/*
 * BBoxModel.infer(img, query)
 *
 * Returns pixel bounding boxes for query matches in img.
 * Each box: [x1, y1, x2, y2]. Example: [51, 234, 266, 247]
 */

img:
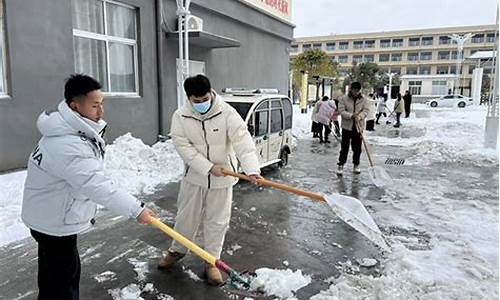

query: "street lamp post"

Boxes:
[448, 33, 473, 95]
[386, 72, 397, 101]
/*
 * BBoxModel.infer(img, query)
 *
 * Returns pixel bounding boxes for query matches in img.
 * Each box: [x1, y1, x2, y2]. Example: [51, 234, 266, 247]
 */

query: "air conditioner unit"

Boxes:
[179, 15, 203, 32]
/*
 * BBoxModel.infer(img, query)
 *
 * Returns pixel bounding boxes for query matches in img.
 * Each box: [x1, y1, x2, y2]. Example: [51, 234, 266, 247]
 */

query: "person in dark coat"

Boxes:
[403, 90, 412, 118]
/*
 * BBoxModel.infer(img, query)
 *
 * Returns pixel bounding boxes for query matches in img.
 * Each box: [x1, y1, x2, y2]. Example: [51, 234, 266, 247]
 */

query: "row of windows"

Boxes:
[291, 32, 497, 52]
[339, 65, 489, 77]
[328, 51, 467, 63]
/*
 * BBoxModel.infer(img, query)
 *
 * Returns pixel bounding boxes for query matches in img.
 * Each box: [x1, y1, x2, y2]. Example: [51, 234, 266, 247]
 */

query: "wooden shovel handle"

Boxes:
[222, 169, 325, 202]
[355, 121, 375, 167]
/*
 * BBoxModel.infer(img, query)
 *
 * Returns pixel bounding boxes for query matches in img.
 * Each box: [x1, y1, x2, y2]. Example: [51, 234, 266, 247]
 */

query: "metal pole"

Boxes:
[176, 1, 184, 109]
[484, 5, 499, 148]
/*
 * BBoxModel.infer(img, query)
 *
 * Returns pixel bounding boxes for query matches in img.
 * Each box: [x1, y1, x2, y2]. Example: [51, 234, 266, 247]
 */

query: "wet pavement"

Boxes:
[0, 122, 497, 299]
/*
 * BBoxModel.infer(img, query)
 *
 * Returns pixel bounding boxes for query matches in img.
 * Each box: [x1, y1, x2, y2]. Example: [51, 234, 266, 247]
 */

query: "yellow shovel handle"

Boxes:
[149, 217, 216, 266]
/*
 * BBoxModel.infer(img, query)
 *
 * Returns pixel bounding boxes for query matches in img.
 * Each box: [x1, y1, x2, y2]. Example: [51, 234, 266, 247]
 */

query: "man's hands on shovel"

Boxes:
[211, 165, 263, 184]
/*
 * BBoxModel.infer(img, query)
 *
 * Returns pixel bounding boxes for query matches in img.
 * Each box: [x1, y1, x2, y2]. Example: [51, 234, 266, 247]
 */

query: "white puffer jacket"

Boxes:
[170, 92, 260, 189]
[22, 101, 144, 236]
[315, 100, 336, 125]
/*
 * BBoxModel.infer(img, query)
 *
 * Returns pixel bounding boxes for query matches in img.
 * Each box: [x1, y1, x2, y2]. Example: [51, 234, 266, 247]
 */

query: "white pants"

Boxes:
[169, 180, 232, 259]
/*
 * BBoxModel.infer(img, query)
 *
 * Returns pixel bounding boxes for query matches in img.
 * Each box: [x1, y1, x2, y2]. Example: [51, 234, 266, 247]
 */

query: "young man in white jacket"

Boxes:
[158, 75, 262, 285]
[21, 74, 156, 300]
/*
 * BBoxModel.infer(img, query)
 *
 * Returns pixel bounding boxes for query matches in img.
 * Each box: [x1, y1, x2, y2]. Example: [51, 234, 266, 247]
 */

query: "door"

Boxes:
[176, 59, 206, 107]
[442, 95, 454, 107]
[253, 101, 270, 165]
[269, 100, 284, 161]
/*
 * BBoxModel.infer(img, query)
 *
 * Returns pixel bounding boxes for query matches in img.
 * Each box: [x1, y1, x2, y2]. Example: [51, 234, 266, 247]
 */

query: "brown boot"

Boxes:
[205, 263, 224, 286]
[157, 251, 185, 270]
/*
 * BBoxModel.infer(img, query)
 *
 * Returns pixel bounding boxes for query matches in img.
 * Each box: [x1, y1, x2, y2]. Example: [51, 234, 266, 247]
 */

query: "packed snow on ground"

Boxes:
[0, 133, 183, 247]
[250, 268, 311, 299]
[368, 104, 498, 167]
[108, 283, 174, 300]
[294, 104, 499, 299]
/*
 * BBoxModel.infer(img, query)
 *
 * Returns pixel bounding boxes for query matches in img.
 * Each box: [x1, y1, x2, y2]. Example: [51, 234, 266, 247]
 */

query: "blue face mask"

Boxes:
[192, 100, 211, 114]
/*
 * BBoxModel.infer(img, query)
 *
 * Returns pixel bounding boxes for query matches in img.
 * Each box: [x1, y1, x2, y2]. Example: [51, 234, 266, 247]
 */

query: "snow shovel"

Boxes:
[149, 217, 253, 289]
[355, 122, 393, 188]
[222, 170, 390, 251]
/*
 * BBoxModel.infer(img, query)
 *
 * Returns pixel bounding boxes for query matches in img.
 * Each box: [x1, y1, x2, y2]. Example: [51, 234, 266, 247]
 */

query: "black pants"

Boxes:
[375, 112, 386, 123]
[338, 128, 362, 166]
[395, 112, 402, 126]
[319, 123, 331, 141]
[404, 101, 411, 118]
[366, 120, 375, 131]
[31, 230, 80, 300]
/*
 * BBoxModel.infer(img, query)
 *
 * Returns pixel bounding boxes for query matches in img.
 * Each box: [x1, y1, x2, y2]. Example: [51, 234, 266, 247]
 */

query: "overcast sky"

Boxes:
[292, 0, 498, 37]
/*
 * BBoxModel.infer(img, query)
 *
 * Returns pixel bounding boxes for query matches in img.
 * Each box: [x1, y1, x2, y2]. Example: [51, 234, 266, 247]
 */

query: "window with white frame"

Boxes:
[408, 81, 422, 95]
[0, 0, 7, 95]
[407, 52, 418, 61]
[432, 80, 447, 95]
[353, 41, 363, 49]
[364, 40, 375, 48]
[313, 43, 322, 50]
[326, 42, 335, 51]
[408, 37, 420, 46]
[379, 54, 390, 62]
[420, 52, 432, 60]
[380, 39, 391, 48]
[363, 54, 374, 62]
[72, 0, 139, 94]
[422, 36, 433, 46]
[391, 53, 402, 61]
[338, 55, 348, 63]
[392, 38, 403, 47]
[472, 34, 485, 43]
[419, 66, 431, 75]
[436, 66, 449, 74]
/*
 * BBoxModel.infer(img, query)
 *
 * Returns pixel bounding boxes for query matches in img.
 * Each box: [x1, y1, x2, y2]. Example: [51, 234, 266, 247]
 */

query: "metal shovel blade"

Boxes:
[324, 193, 390, 251]
[368, 166, 393, 188]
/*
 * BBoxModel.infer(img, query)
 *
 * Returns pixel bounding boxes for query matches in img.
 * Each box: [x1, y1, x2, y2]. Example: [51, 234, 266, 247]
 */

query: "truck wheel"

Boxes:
[278, 150, 289, 167]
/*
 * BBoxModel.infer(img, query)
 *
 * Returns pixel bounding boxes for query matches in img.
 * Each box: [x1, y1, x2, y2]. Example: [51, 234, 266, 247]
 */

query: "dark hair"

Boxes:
[321, 96, 329, 101]
[397, 93, 402, 100]
[184, 74, 211, 97]
[64, 74, 102, 105]
[350, 82, 361, 90]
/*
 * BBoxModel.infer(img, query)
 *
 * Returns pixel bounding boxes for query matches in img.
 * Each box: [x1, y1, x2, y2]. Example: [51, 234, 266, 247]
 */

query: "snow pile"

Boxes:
[94, 270, 117, 283]
[310, 172, 499, 299]
[292, 105, 313, 141]
[105, 133, 184, 195]
[0, 133, 184, 248]
[109, 283, 174, 300]
[0, 170, 28, 247]
[368, 105, 499, 166]
[250, 268, 311, 299]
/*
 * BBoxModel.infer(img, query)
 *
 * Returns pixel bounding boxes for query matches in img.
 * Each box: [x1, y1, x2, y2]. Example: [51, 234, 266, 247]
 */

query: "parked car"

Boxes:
[221, 88, 293, 168]
[426, 95, 473, 108]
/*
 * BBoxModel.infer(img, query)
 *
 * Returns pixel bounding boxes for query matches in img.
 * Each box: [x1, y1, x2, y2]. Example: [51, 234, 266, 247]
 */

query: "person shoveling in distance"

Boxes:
[222, 170, 391, 252]
[336, 82, 370, 176]
[159, 74, 263, 285]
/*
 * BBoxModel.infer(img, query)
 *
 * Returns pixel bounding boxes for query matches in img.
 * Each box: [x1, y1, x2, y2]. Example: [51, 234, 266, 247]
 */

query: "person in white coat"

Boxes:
[21, 74, 156, 300]
[315, 96, 336, 143]
[365, 93, 378, 131]
[157, 75, 262, 285]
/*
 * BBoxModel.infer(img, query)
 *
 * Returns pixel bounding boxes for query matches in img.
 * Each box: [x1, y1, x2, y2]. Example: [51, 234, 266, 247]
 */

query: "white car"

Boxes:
[221, 88, 293, 168]
[426, 95, 473, 108]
